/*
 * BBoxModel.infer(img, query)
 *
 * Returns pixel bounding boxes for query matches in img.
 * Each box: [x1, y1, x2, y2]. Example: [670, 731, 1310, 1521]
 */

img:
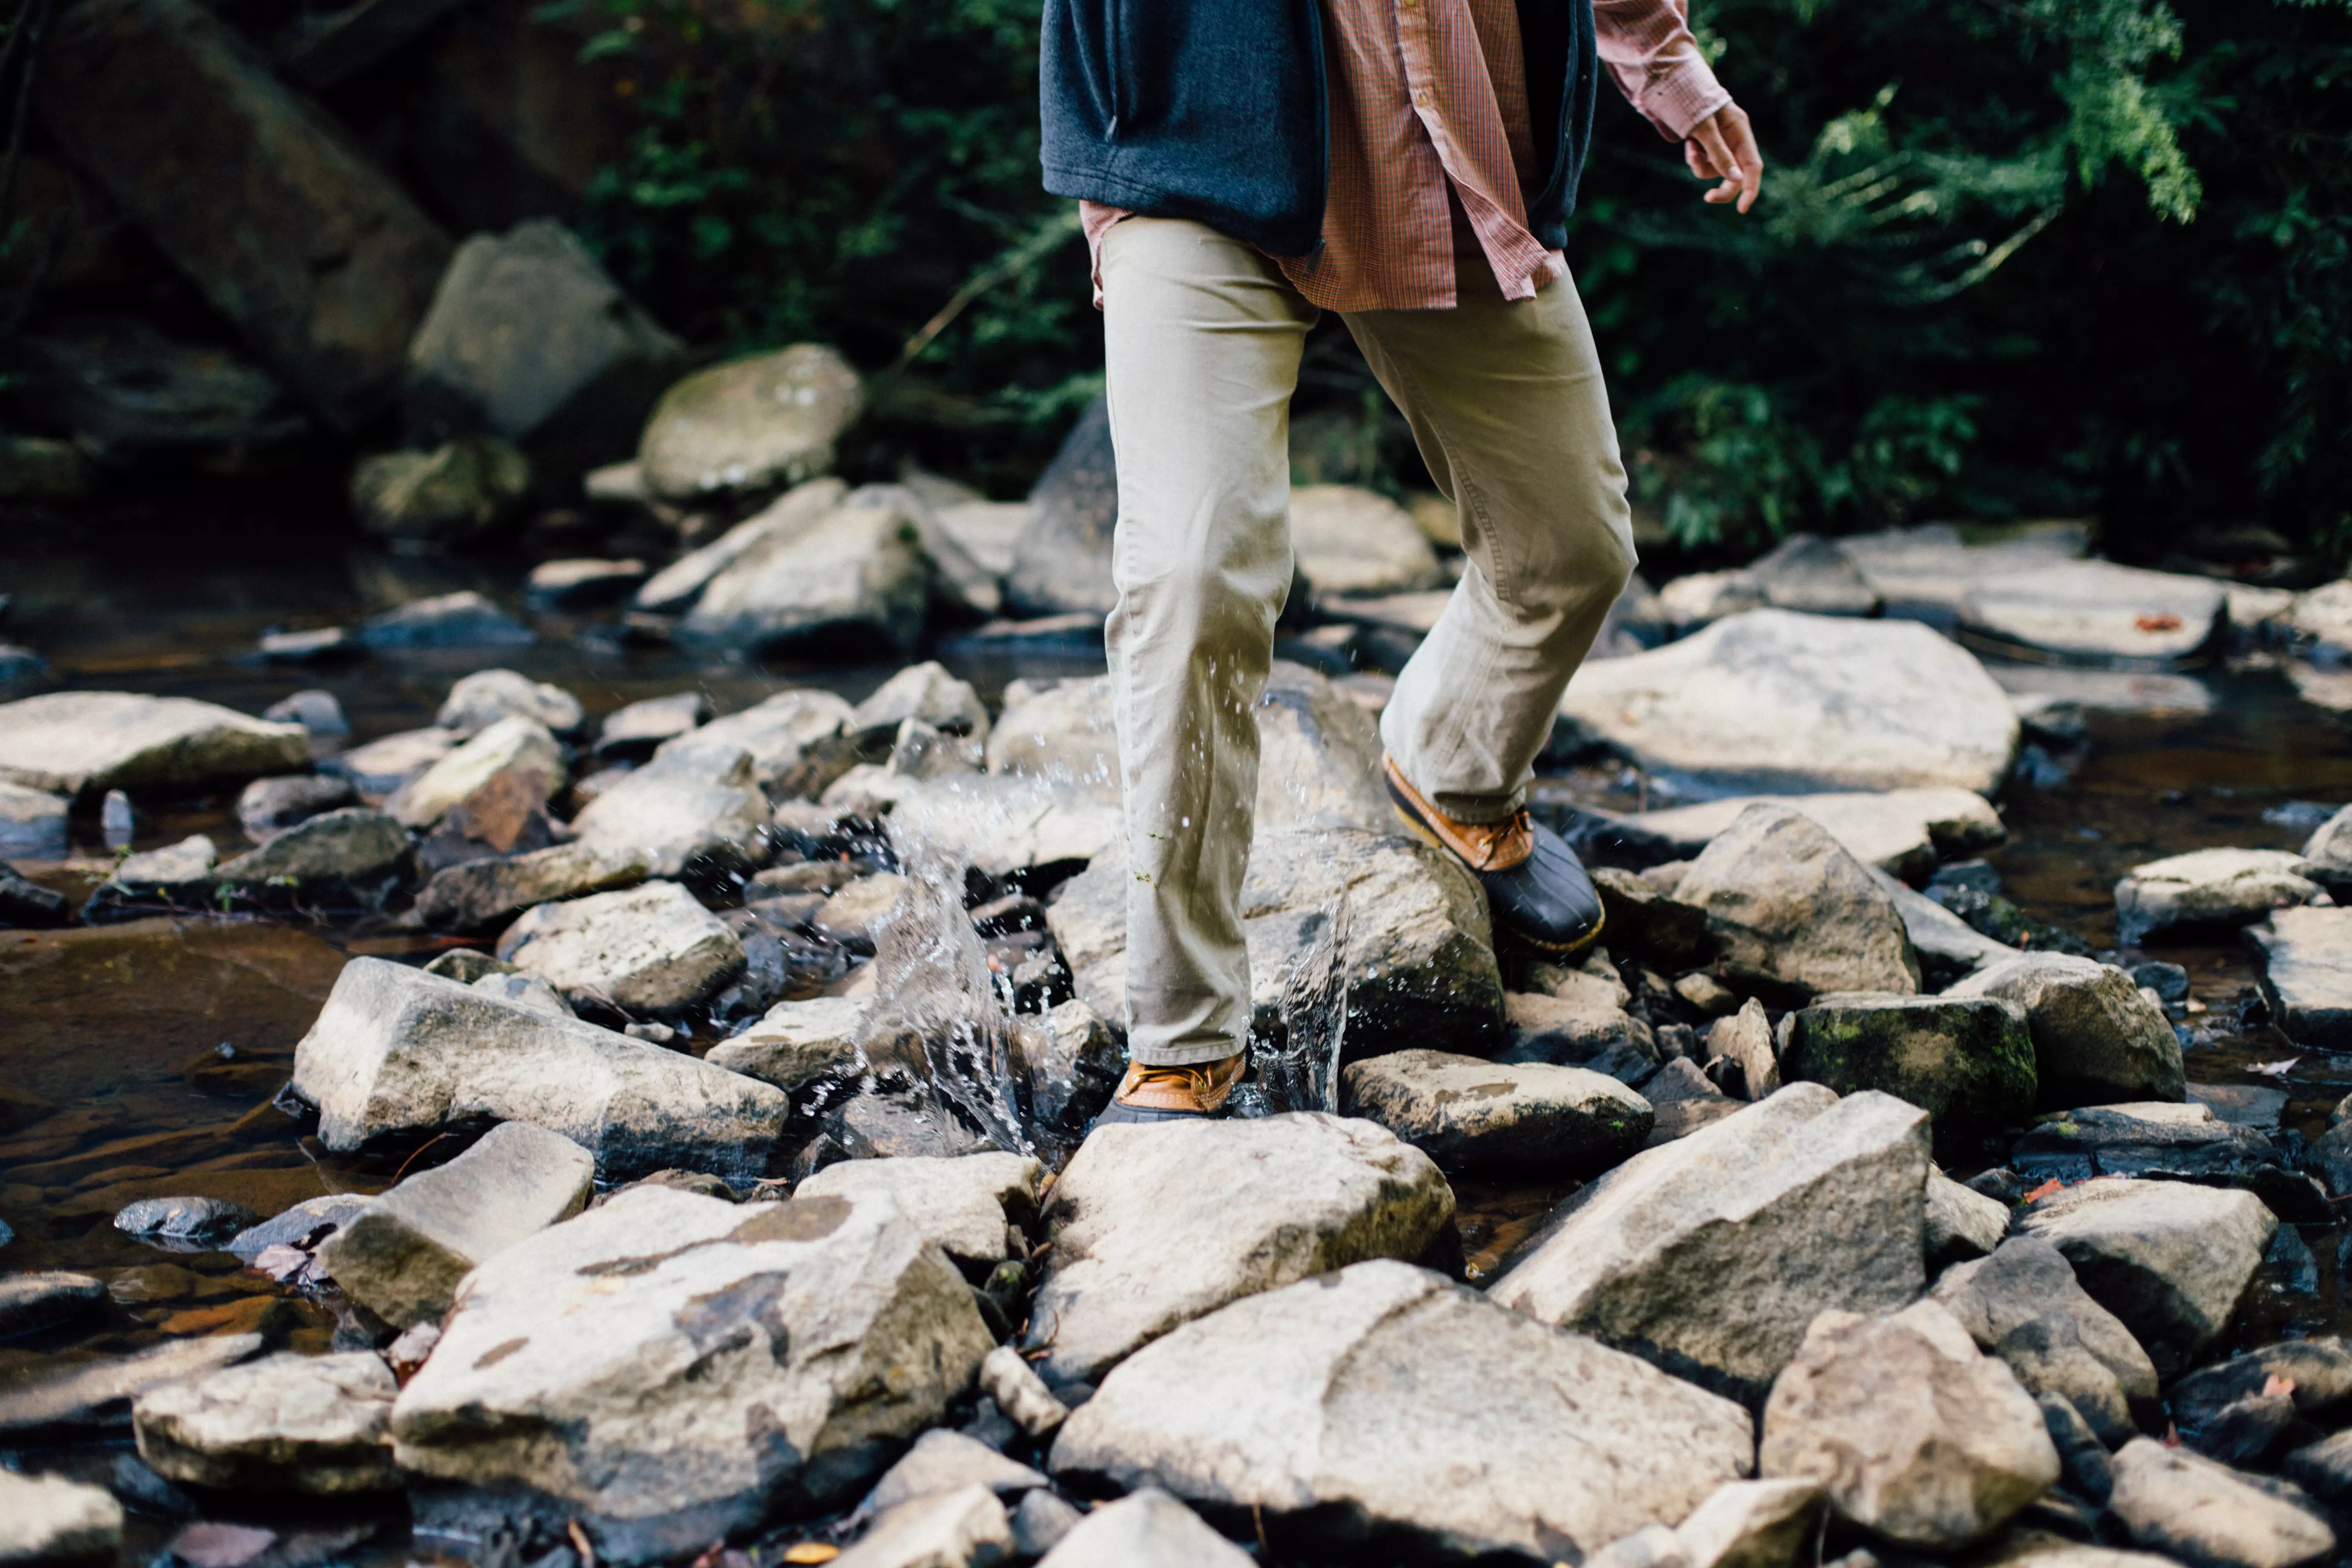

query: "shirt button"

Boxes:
[1413, 89, 1430, 106]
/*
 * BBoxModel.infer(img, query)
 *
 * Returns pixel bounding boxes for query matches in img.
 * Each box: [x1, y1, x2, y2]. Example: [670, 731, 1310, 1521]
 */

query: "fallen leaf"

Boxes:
[2022, 1177, 2067, 1204]
[2265, 1373, 2298, 1399]
[2137, 613, 2184, 633]
[781, 1549, 839, 1565]
[567, 1520, 597, 1568]
[2247, 1058, 2302, 1078]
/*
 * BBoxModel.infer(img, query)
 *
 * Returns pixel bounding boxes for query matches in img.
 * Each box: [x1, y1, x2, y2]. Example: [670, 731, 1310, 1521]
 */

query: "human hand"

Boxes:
[1685, 102, 1762, 213]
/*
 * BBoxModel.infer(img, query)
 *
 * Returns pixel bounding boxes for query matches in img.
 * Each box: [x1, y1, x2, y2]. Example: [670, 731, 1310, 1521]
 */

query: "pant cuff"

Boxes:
[1124, 1036, 1248, 1068]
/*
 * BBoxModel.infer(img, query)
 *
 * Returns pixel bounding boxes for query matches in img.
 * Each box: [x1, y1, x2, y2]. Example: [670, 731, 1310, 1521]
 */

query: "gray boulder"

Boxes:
[860, 1430, 1044, 1517]
[0, 781, 69, 859]
[2114, 848, 2319, 945]
[132, 1351, 398, 1494]
[1931, 1235, 2159, 1447]
[796, 1152, 1040, 1268]
[1747, 533, 1882, 616]
[676, 494, 928, 654]
[1671, 1479, 1823, 1568]
[1627, 787, 2005, 885]
[1779, 992, 2036, 1127]
[2007, 1101, 2288, 1189]
[596, 692, 709, 761]
[1340, 1049, 1652, 1175]
[316, 1121, 594, 1327]
[1289, 485, 1445, 597]
[1708, 998, 1779, 1100]
[1672, 805, 1920, 1002]
[1035, 1489, 1249, 1567]
[570, 749, 772, 880]
[704, 995, 870, 1092]
[213, 808, 408, 903]
[1760, 1300, 2058, 1550]
[1021, 1114, 1455, 1386]
[984, 674, 1118, 792]
[834, 1485, 1014, 1568]
[435, 669, 585, 737]
[496, 879, 746, 1016]
[390, 1185, 992, 1564]
[1006, 398, 1115, 617]
[235, 773, 355, 843]
[290, 958, 789, 1182]
[1487, 1084, 1930, 1402]
[325, 726, 457, 795]
[889, 775, 1125, 882]
[2248, 908, 2352, 1049]
[634, 478, 849, 613]
[980, 1344, 1072, 1441]
[848, 661, 990, 746]
[1925, 1170, 2010, 1266]
[0, 691, 305, 796]
[1959, 559, 2225, 668]
[1050, 1259, 1753, 1563]
[638, 344, 862, 502]
[390, 714, 565, 829]
[1946, 953, 2185, 1106]
[0, 1470, 122, 1562]
[1501, 978, 1660, 1085]
[2108, 1439, 2334, 1568]
[413, 841, 652, 932]
[654, 689, 853, 796]
[2301, 804, 2352, 895]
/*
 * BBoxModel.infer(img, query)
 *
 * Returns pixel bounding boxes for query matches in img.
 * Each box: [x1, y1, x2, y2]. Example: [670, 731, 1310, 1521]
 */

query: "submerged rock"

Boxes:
[638, 343, 862, 502]
[1673, 805, 1919, 1002]
[114, 1194, 260, 1250]
[0, 692, 306, 796]
[391, 1185, 991, 1563]
[1022, 1115, 1454, 1386]
[2248, 908, 2352, 1049]
[0, 1272, 105, 1336]
[497, 879, 746, 1017]
[2114, 848, 2319, 945]
[132, 1351, 399, 1494]
[1946, 952, 2185, 1106]
[1779, 992, 2036, 1129]
[1340, 1049, 1652, 1175]
[1050, 1259, 1753, 1563]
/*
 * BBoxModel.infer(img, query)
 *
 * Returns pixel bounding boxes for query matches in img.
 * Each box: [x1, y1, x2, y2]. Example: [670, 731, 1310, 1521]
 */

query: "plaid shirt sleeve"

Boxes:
[1592, 0, 1733, 141]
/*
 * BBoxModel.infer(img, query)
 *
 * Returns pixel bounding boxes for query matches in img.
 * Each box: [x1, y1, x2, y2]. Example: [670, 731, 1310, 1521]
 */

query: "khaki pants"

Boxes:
[1101, 215, 1635, 1066]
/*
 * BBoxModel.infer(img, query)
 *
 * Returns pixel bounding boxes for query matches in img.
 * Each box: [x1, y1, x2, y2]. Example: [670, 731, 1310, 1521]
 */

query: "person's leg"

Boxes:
[1099, 216, 1314, 1087]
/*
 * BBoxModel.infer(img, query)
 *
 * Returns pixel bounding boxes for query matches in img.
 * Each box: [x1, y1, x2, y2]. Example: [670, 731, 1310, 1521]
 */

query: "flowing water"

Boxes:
[3, 497, 2349, 1560]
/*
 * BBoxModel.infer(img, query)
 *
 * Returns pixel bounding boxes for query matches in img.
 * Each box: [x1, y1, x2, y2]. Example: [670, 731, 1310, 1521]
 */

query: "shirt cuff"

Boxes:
[1638, 56, 1734, 142]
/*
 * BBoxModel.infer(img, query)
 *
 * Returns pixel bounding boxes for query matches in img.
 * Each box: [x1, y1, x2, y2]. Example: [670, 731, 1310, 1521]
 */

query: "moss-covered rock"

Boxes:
[1782, 992, 2035, 1127]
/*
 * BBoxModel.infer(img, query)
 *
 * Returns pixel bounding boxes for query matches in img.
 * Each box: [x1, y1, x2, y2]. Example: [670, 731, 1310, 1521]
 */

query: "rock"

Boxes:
[2015, 1178, 2275, 1375]
[390, 715, 564, 829]
[496, 880, 746, 1017]
[1289, 485, 1445, 597]
[325, 726, 457, 795]
[1034, 1488, 1248, 1566]
[676, 493, 929, 654]
[2108, 1439, 2333, 1568]
[0, 781, 69, 858]
[1876, 868, 2023, 986]
[1595, 868, 1714, 970]
[1558, 610, 2020, 796]
[114, 1194, 259, 1250]
[317, 1121, 593, 1327]
[1925, 1171, 2010, 1266]
[235, 773, 354, 843]
[1638, 1056, 1744, 1144]
[0, 868, 70, 927]
[0, 1333, 264, 1435]
[79, 833, 217, 920]
[1746, 533, 1882, 617]
[404, 220, 686, 481]
[1761, 1300, 2058, 1550]
[1931, 1235, 2159, 1443]
[2192, 1083, 2289, 1130]
[1017, 999, 1123, 1133]
[1339, 1049, 1652, 1175]
[2006, 1102, 2289, 1191]
[2114, 848, 2319, 945]
[570, 749, 772, 881]
[1048, 828, 1504, 1059]
[131, 1351, 398, 1494]
[1021, 1115, 1454, 1386]
[1836, 521, 2094, 631]
[1780, 992, 2036, 1128]
[18, 311, 309, 462]
[356, 590, 533, 650]
[654, 689, 853, 794]
[888, 775, 1124, 882]
[290, 957, 789, 1182]
[1660, 569, 1767, 631]
[634, 478, 849, 614]
[414, 841, 651, 932]
[1673, 805, 1920, 1002]
[390, 1185, 992, 1561]
[2248, 908, 2352, 1049]
[528, 558, 648, 608]
[980, 1344, 1070, 1440]
[638, 344, 862, 502]
[0, 433, 91, 503]
[0, 692, 307, 797]
[472, 971, 575, 1018]
[224, 1194, 375, 1262]
[1626, 788, 2006, 885]
[2290, 579, 2352, 659]
[0, 1271, 105, 1335]
[983, 674, 1118, 791]
[2300, 805, 2352, 895]
[213, 808, 408, 903]
[835, 1485, 1014, 1568]
[934, 501, 1029, 579]
[0, 1470, 122, 1562]
[41, 0, 451, 430]
[259, 624, 356, 662]
[1006, 397, 1115, 617]
[1672, 1479, 1823, 1568]
[861, 1430, 1044, 1516]
[843, 482, 1004, 620]
[2037, 1393, 2117, 1504]
[596, 692, 710, 761]
[1708, 998, 1779, 1100]
[2170, 1339, 2352, 1440]
[705, 995, 869, 1092]
[812, 871, 909, 949]
[1488, 1084, 1930, 1402]
[796, 1152, 1040, 1267]
[436, 669, 584, 738]
[1050, 1259, 1753, 1562]
[1945, 954, 2184, 1106]
[350, 437, 531, 544]
[1960, 560, 2226, 668]
[849, 662, 989, 745]
[2285, 1430, 2352, 1506]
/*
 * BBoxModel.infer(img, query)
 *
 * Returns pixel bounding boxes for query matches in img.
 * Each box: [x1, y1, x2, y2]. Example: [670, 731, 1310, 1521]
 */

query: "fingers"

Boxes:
[1720, 104, 1765, 213]
[1689, 104, 1764, 213]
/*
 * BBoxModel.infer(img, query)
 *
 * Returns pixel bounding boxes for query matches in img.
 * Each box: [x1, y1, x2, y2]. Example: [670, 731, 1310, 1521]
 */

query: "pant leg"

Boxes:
[1100, 216, 1314, 1066]
[1343, 266, 1637, 825]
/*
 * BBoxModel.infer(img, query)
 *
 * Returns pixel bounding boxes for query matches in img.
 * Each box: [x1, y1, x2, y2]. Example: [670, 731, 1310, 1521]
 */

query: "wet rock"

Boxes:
[822, 720, 984, 810]
[404, 220, 685, 481]
[675, 493, 928, 654]
[497, 879, 745, 1017]
[1034, 1488, 1243, 1566]
[2007, 1102, 2288, 1194]
[1594, 867, 1713, 970]
[1488, 1084, 1930, 1402]
[2114, 848, 2319, 945]
[527, 558, 648, 608]
[849, 662, 990, 746]
[983, 674, 1118, 793]
[596, 692, 709, 762]
[0, 692, 306, 797]
[2248, 908, 2352, 1049]
[1671, 1479, 1822, 1568]
[638, 344, 862, 502]
[1925, 1171, 2009, 1266]
[1627, 788, 2006, 885]
[0, 1271, 105, 1335]
[1340, 1048, 1652, 1175]
[324, 726, 457, 795]
[1051, 1258, 1752, 1562]
[40, 0, 450, 430]
[114, 1195, 260, 1250]
[1638, 1057, 1743, 1143]
[1022, 1115, 1453, 1386]
[213, 808, 409, 905]
[2015, 1177, 2275, 1375]
[1558, 610, 2020, 796]
[413, 841, 649, 932]
[796, 1152, 1040, 1267]
[1931, 1235, 2158, 1446]
[131, 1351, 398, 1494]
[889, 775, 1124, 882]
[390, 716, 563, 829]
[571, 748, 772, 881]
[224, 1194, 375, 1262]
[436, 669, 584, 738]
[827, 1082, 991, 1161]
[1946, 954, 2185, 1106]
[980, 1344, 1070, 1440]
[705, 995, 869, 1092]
[862, 1430, 1044, 1516]
[2171, 1339, 2352, 1444]
[1290, 485, 1446, 597]
[1780, 992, 2035, 1128]
[1876, 869, 2022, 986]
[0, 867, 70, 927]
[1050, 829, 1504, 1058]
[654, 689, 853, 795]
[0, 781, 69, 858]
[1707, 998, 1779, 1100]
[1761, 1300, 2058, 1550]
[836, 1484, 1014, 1568]
[1674, 805, 1920, 1002]
[2193, 1083, 2289, 1130]
[0, 1469, 123, 1562]
[1016, 998, 1123, 1132]
[350, 437, 531, 544]
[0, 1332, 263, 1435]
[1006, 398, 1116, 617]
[317, 1121, 593, 1327]
[291, 957, 789, 1182]
[234, 774, 355, 844]
[390, 1185, 992, 1561]
[356, 590, 533, 650]
[811, 871, 908, 951]
[2108, 1439, 2333, 1568]
[2284, 1430, 2352, 1506]
[634, 478, 849, 614]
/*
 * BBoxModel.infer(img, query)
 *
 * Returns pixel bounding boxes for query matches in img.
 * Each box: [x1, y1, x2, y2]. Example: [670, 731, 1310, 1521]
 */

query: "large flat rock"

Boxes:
[290, 958, 788, 1182]
[0, 692, 306, 796]
[1558, 610, 2019, 796]
[1339, 1049, 1652, 1175]
[2115, 848, 2319, 944]
[1958, 559, 2226, 668]
[1625, 788, 2005, 883]
[391, 1185, 992, 1564]
[2249, 907, 2352, 1049]
[132, 1350, 398, 1494]
[1488, 1084, 1930, 1402]
[1051, 1259, 1754, 1563]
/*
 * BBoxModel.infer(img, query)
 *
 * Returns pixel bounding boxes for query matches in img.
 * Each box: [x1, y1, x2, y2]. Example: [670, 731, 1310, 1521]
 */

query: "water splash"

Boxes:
[1249, 879, 1352, 1115]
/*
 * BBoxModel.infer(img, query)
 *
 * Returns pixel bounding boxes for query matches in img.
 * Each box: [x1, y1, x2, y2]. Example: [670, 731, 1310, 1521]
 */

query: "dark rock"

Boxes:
[224, 1194, 374, 1262]
[1006, 397, 1115, 617]
[1591, 867, 1712, 969]
[1781, 992, 2036, 1128]
[15, 313, 309, 462]
[212, 808, 410, 909]
[235, 775, 355, 843]
[0, 868, 70, 927]
[0, 1271, 107, 1335]
[2037, 1393, 2113, 1505]
[356, 591, 532, 649]
[350, 437, 530, 544]
[114, 1196, 261, 1251]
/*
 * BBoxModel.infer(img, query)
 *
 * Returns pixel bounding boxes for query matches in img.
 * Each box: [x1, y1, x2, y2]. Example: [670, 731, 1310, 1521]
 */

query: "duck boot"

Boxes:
[1384, 755, 1605, 955]
[1093, 1051, 1248, 1126]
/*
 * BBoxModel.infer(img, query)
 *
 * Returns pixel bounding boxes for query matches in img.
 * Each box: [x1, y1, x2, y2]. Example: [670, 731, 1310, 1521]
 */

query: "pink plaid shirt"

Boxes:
[1083, 0, 1730, 311]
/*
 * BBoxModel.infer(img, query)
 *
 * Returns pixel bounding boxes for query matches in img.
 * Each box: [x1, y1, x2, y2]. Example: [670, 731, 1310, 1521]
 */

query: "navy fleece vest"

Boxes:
[1039, 0, 1601, 258]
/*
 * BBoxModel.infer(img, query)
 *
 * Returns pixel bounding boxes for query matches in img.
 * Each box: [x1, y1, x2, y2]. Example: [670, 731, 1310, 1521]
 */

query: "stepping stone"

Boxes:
[2249, 907, 2352, 1048]
[1627, 787, 2004, 883]
[132, 1351, 398, 1494]
[2114, 848, 2318, 945]
[2108, 1438, 2334, 1568]
[1674, 805, 1919, 1002]
[1947, 952, 2185, 1106]
[796, 1152, 1040, 1267]
[497, 879, 745, 1016]
[1340, 1049, 1652, 1175]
